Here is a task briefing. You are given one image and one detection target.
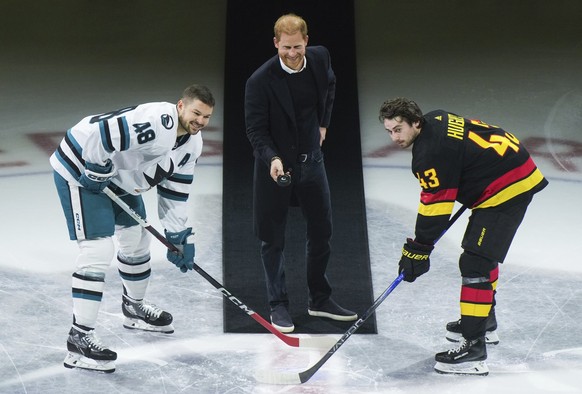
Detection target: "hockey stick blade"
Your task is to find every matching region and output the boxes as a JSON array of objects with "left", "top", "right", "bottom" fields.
[
  {"left": 253, "top": 205, "right": 468, "bottom": 384},
  {"left": 254, "top": 273, "right": 404, "bottom": 384},
  {"left": 103, "top": 187, "right": 334, "bottom": 349},
  {"left": 226, "top": 298, "right": 336, "bottom": 349}
]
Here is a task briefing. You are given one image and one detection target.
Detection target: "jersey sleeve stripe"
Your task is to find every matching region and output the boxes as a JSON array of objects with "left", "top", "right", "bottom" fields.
[
  {"left": 420, "top": 188, "right": 458, "bottom": 204},
  {"left": 157, "top": 185, "right": 189, "bottom": 202},
  {"left": 418, "top": 201, "right": 455, "bottom": 217},
  {"left": 99, "top": 120, "right": 115, "bottom": 153},
  {"left": 167, "top": 173, "right": 194, "bottom": 184},
  {"left": 117, "top": 117, "right": 130, "bottom": 151},
  {"left": 98, "top": 117, "right": 130, "bottom": 153}
]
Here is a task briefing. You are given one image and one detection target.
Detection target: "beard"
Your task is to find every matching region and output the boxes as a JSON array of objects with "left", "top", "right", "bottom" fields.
[{"left": 179, "top": 117, "right": 201, "bottom": 135}]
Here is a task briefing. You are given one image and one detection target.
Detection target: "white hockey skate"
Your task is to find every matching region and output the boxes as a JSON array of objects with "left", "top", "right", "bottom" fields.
[
  {"left": 63, "top": 327, "right": 117, "bottom": 373},
  {"left": 122, "top": 295, "right": 174, "bottom": 333}
]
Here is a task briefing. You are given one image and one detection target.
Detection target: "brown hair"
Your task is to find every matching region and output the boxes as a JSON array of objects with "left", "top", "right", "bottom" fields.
[
  {"left": 274, "top": 13, "right": 308, "bottom": 41},
  {"left": 379, "top": 97, "right": 423, "bottom": 126},
  {"left": 182, "top": 84, "right": 215, "bottom": 107}
]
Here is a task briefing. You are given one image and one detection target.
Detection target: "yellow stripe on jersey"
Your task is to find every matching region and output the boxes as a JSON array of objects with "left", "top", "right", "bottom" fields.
[
  {"left": 475, "top": 168, "right": 545, "bottom": 209},
  {"left": 460, "top": 302, "right": 492, "bottom": 318},
  {"left": 418, "top": 201, "right": 455, "bottom": 217}
]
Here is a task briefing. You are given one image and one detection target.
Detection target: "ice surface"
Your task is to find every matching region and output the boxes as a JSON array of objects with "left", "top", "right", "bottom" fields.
[{"left": 1, "top": 1, "right": 582, "bottom": 393}]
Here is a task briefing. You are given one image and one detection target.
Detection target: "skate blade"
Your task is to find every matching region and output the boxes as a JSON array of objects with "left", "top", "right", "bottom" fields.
[
  {"left": 123, "top": 317, "right": 175, "bottom": 333},
  {"left": 434, "top": 361, "right": 489, "bottom": 376},
  {"left": 63, "top": 352, "right": 115, "bottom": 373},
  {"left": 484, "top": 331, "right": 500, "bottom": 345},
  {"left": 445, "top": 331, "right": 500, "bottom": 345},
  {"left": 445, "top": 331, "right": 463, "bottom": 343}
]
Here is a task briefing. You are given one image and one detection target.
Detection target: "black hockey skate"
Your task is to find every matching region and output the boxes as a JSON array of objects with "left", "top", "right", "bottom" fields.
[
  {"left": 445, "top": 315, "right": 499, "bottom": 345},
  {"left": 63, "top": 327, "right": 117, "bottom": 373},
  {"left": 122, "top": 295, "right": 174, "bottom": 333},
  {"left": 434, "top": 336, "right": 488, "bottom": 376}
]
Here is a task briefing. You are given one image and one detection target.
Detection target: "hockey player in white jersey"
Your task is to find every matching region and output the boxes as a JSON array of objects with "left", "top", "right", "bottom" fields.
[{"left": 50, "top": 84, "right": 215, "bottom": 373}]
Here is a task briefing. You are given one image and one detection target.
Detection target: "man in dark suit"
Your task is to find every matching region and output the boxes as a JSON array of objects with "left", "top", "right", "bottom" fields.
[{"left": 245, "top": 13, "right": 357, "bottom": 333}]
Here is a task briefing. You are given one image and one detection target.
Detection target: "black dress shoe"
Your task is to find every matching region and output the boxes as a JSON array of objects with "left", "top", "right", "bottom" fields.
[
  {"left": 270, "top": 304, "right": 294, "bottom": 333},
  {"left": 308, "top": 298, "right": 357, "bottom": 321}
]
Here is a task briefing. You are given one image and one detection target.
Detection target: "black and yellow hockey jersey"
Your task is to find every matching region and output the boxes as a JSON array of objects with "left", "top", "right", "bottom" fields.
[{"left": 411, "top": 110, "right": 548, "bottom": 245}]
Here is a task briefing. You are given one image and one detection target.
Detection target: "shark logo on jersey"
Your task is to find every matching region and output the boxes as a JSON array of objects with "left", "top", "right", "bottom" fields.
[
  {"left": 144, "top": 161, "right": 175, "bottom": 187},
  {"left": 161, "top": 114, "right": 174, "bottom": 130}
]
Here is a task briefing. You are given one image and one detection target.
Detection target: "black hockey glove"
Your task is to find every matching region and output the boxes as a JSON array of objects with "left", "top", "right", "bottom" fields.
[{"left": 398, "top": 238, "right": 434, "bottom": 283}]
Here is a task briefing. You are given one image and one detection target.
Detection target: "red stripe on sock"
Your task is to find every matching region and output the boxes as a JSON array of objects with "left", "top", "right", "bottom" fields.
[{"left": 461, "top": 286, "right": 493, "bottom": 303}]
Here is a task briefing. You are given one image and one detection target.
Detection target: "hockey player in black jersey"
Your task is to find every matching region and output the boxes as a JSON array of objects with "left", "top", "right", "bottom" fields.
[{"left": 379, "top": 97, "right": 548, "bottom": 375}]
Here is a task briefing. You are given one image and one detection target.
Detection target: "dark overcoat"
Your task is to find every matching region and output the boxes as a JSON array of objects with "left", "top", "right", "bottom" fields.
[{"left": 245, "top": 45, "right": 336, "bottom": 243}]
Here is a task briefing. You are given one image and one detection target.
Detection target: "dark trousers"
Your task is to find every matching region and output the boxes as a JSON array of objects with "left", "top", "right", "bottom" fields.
[{"left": 261, "top": 150, "right": 333, "bottom": 309}]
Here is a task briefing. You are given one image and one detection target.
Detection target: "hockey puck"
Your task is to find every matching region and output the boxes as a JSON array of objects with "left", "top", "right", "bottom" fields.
[{"left": 277, "top": 174, "right": 291, "bottom": 187}]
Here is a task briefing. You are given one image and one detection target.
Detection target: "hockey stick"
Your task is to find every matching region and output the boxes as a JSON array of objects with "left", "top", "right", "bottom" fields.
[
  {"left": 254, "top": 205, "right": 468, "bottom": 384},
  {"left": 103, "top": 187, "right": 335, "bottom": 349}
]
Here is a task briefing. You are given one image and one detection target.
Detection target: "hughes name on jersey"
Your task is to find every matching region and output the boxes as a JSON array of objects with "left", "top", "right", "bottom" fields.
[
  {"left": 50, "top": 102, "right": 202, "bottom": 232},
  {"left": 411, "top": 110, "right": 548, "bottom": 245}
]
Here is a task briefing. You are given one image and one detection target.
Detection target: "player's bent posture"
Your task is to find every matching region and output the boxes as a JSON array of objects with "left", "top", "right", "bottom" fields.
[
  {"left": 50, "top": 84, "right": 215, "bottom": 373},
  {"left": 379, "top": 97, "right": 548, "bottom": 376}
]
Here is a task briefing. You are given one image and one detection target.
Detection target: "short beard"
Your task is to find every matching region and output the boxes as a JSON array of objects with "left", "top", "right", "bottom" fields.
[{"left": 178, "top": 116, "right": 190, "bottom": 134}]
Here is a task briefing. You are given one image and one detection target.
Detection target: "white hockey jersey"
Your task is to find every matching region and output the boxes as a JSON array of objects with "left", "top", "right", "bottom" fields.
[{"left": 50, "top": 102, "right": 203, "bottom": 232}]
